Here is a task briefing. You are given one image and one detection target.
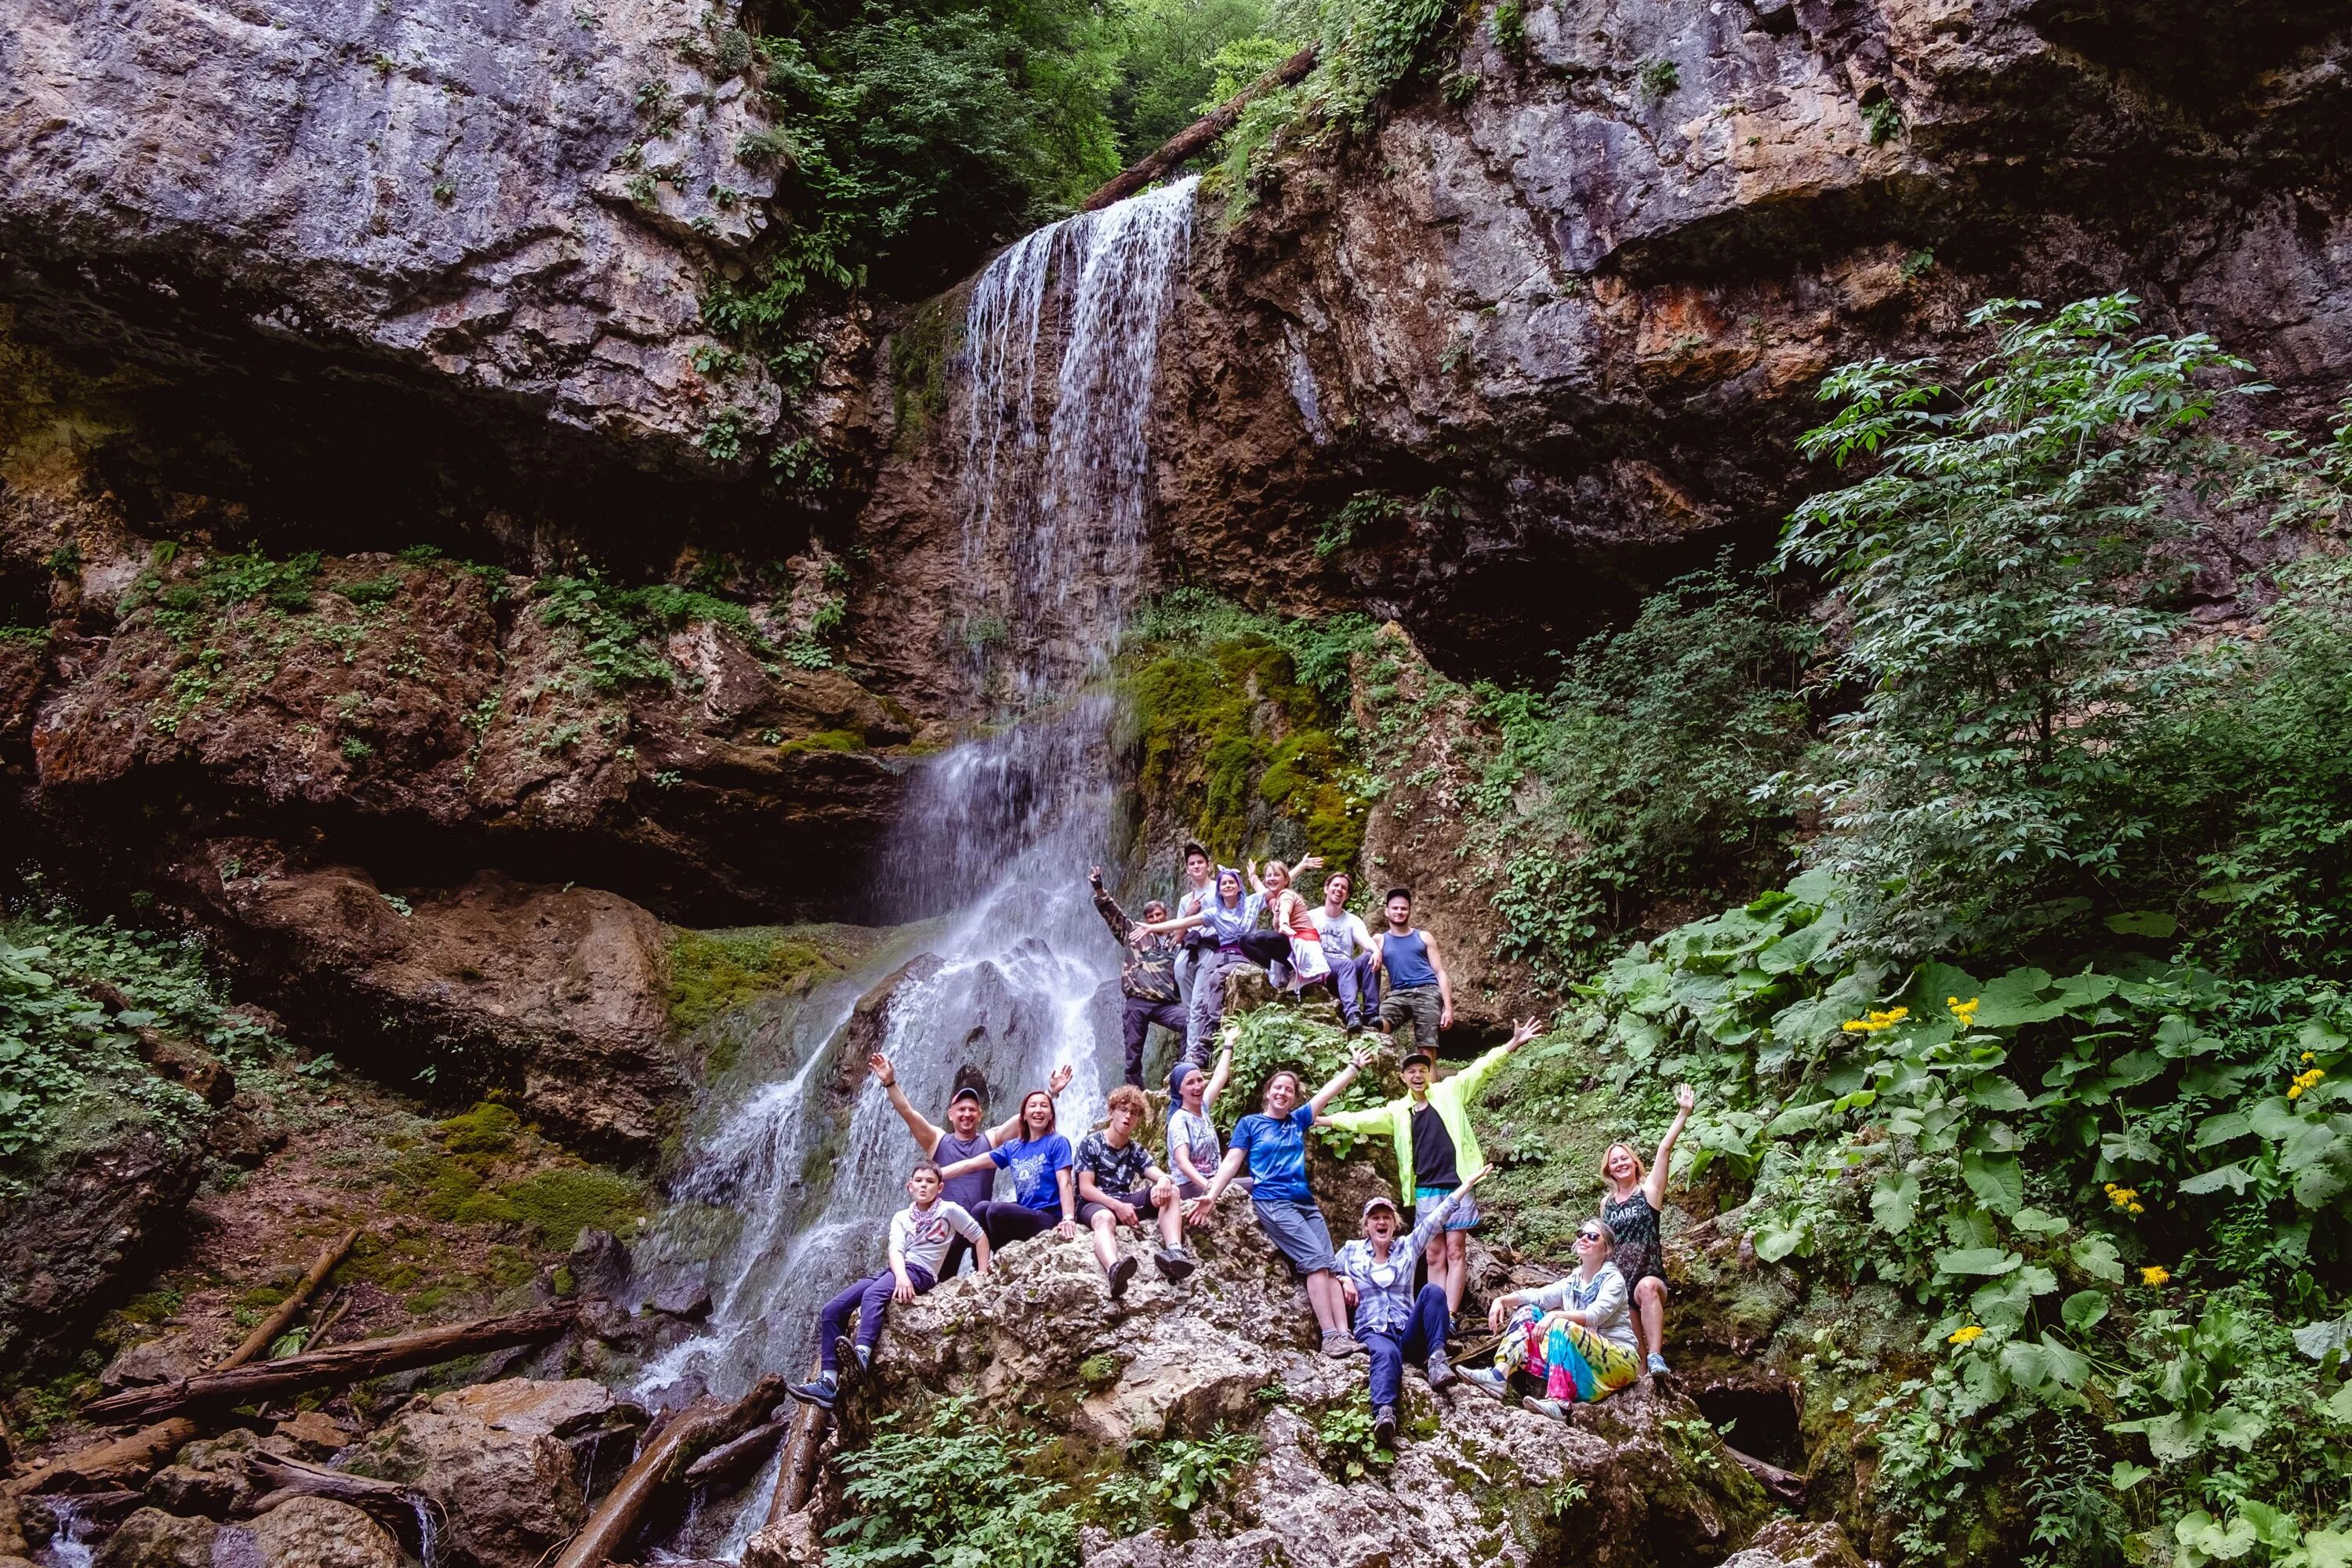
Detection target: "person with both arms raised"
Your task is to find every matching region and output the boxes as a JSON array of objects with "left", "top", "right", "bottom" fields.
[
  {"left": 867, "top": 1052, "right": 1073, "bottom": 1276},
  {"left": 1089, "top": 866, "right": 1192, "bottom": 1087},
  {"left": 1336, "top": 1166, "right": 1490, "bottom": 1451},
  {"left": 788, "top": 1159, "right": 988, "bottom": 1411},
  {"left": 1321, "top": 1016, "right": 1544, "bottom": 1325}
]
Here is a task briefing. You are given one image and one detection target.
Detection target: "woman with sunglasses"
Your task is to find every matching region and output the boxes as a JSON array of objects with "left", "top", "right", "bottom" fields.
[{"left": 1465, "top": 1217, "right": 1641, "bottom": 1415}]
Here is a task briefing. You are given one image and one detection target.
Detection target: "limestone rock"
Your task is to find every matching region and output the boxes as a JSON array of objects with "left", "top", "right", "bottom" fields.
[
  {"left": 249, "top": 1497, "right": 403, "bottom": 1568},
  {"left": 1723, "top": 1519, "right": 1864, "bottom": 1568},
  {"left": 347, "top": 1379, "right": 621, "bottom": 1568},
  {"left": 91, "top": 1510, "right": 218, "bottom": 1568},
  {"left": 742, "top": 1513, "right": 821, "bottom": 1568},
  {"left": 147, "top": 1428, "right": 268, "bottom": 1519},
  {"left": 270, "top": 1411, "right": 358, "bottom": 1461},
  {"left": 103, "top": 1328, "right": 219, "bottom": 1392}
]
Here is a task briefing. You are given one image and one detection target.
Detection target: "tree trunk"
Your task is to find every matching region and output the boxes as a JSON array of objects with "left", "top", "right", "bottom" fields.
[
  {"left": 223, "top": 1229, "right": 360, "bottom": 1370},
  {"left": 764, "top": 1359, "right": 829, "bottom": 1526},
  {"left": 1080, "top": 44, "right": 1319, "bottom": 212},
  {"left": 82, "top": 1306, "right": 579, "bottom": 1423},
  {"left": 555, "top": 1377, "right": 785, "bottom": 1568}
]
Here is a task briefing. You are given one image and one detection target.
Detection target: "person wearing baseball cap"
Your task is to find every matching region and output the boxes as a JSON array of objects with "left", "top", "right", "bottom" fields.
[
  {"left": 1319, "top": 1018, "right": 1545, "bottom": 1328},
  {"left": 1334, "top": 1167, "right": 1490, "bottom": 1450},
  {"left": 866, "top": 1051, "right": 1073, "bottom": 1276}
]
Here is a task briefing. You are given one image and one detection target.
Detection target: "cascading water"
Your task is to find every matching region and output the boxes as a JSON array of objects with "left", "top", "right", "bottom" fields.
[{"left": 632, "top": 177, "right": 1198, "bottom": 1555}]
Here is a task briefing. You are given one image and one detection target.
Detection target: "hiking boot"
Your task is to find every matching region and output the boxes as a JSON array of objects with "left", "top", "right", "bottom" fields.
[
  {"left": 1154, "top": 1247, "right": 1196, "bottom": 1283},
  {"left": 1425, "top": 1353, "right": 1457, "bottom": 1390},
  {"left": 786, "top": 1376, "right": 838, "bottom": 1410},
  {"left": 1460, "top": 1366, "right": 1509, "bottom": 1399},
  {"left": 1107, "top": 1254, "right": 1138, "bottom": 1300},
  {"left": 1371, "top": 1404, "right": 1398, "bottom": 1450},
  {"left": 1647, "top": 1352, "right": 1671, "bottom": 1377},
  {"left": 1320, "top": 1329, "right": 1356, "bottom": 1359},
  {"left": 1345, "top": 1021, "right": 1363, "bottom": 1037},
  {"left": 833, "top": 1336, "right": 864, "bottom": 1384},
  {"left": 1523, "top": 1396, "right": 1572, "bottom": 1422}
]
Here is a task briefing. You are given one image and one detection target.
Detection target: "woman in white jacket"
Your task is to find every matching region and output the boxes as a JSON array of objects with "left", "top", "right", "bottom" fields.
[{"left": 1465, "top": 1218, "right": 1642, "bottom": 1415}]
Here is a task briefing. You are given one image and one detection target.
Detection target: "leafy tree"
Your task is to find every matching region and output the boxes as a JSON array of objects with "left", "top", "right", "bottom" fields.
[{"left": 1109, "top": 0, "right": 1276, "bottom": 153}]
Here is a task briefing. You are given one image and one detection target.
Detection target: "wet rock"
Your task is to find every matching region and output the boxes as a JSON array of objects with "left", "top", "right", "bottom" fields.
[
  {"left": 650, "top": 1282, "right": 712, "bottom": 1320},
  {"left": 249, "top": 1498, "right": 402, "bottom": 1568},
  {"left": 1723, "top": 1519, "right": 1864, "bottom": 1568},
  {"left": 568, "top": 1230, "right": 633, "bottom": 1303},
  {"left": 147, "top": 1429, "right": 267, "bottom": 1519},
  {"left": 0, "top": 1493, "right": 29, "bottom": 1557},
  {"left": 103, "top": 1329, "right": 218, "bottom": 1392},
  {"left": 742, "top": 1512, "right": 821, "bottom": 1568},
  {"left": 347, "top": 1379, "right": 620, "bottom": 1568},
  {"left": 91, "top": 1510, "right": 219, "bottom": 1568}
]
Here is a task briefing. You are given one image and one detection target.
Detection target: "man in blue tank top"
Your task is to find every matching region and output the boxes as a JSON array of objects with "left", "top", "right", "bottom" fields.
[{"left": 1373, "top": 887, "right": 1453, "bottom": 1055}]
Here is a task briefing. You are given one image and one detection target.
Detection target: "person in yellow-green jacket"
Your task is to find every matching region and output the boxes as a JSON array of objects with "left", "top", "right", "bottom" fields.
[{"left": 1319, "top": 1016, "right": 1544, "bottom": 1325}]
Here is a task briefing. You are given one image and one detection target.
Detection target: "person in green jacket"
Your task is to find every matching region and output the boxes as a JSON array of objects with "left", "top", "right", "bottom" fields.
[{"left": 1319, "top": 1016, "right": 1544, "bottom": 1322}]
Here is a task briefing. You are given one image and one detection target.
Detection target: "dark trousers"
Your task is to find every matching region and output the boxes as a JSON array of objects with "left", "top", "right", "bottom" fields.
[
  {"left": 1121, "top": 996, "right": 1189, "bottom": 1087},
  {"left": 974, "top": 1201, "right": 1055, "bottom": 1250},
  {"left": 1324, "top": 954, "right": 1379, "bottom": 1026},
  {"left": 818, "top": 1262, "right": 936, "bottom": 1372},
  {"left": 940, "top": 1235, "right": 975, "bottom": 1278},
  {"left": 1359, "top": 1283, "right": 1452, "bottom": 1409}
]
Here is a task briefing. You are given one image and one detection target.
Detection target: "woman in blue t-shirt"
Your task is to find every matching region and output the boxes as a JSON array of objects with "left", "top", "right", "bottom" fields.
[
  {"left": 938, "top": 1089, "right": 1080, "bottom": 1250},
  {"left": 1192, "top": 1042, "right": 1376, "bottom": 1359}
]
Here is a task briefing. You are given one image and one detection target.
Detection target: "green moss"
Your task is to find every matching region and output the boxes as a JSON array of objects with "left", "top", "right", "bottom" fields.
[
  {"left": 437, "top": 1101, "right": 520, "bottom": 1154},
  {"left": 499, "top": 1167, "right": 650, "bottom": 1243},
  {"left": 1077, "top": 1354, "right": 1120, "bottom": 1388},
  {"left": 665, "top": 926, "right": 843, "bottom": 1033},
  {"left": 777, "top": 727, "right": 864, "bottom": 753},
  {"left": 889, "top": 299, "right": 959, "bottom": 444}
]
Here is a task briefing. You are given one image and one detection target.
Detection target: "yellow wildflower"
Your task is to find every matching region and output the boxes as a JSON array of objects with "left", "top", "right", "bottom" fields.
[
  {"left": 2107, "top": 1185, "right": 2139, "bottom": 1207},
  {"left": 2129, "top": 1203, "right": 2145, "bottom": 1215},
  {"left": 2140, "top": 1265, "right": 2169, "bottom": 1287},
  {"left": 2291, "top": 1084, "right": 2306, "bottom": 1100},
  {"left": 1948, "top": 1324, "right": 1984, "bottom": 1345},
  {"left": 1842, "top": 1006, "right": 1912, "bottom": 1035},
  {"left": 2303, "top": 1051, "right": 2318, "bottom": 1063},
  {"left": 1948, "top": 996, "right": 1981, "bottom": 1025}
]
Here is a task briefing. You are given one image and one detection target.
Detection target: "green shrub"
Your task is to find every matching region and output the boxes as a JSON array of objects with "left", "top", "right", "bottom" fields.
[
  {"left": 1093, "top": 1427, "right": 1260, "bottom": 1533},
  {"left": 827, "top": 1397, "right": 1080, "bottom": 1568}
]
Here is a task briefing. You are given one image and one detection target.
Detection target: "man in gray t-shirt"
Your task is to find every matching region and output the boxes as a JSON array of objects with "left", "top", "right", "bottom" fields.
[{"left": 869, "top": 1051, "right": 1073, "bottom": 1275}]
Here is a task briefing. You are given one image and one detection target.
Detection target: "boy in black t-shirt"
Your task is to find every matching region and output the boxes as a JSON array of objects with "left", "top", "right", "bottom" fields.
[{"left": 1075, "top": 1083, "right": 1196, "bottom": 1297}]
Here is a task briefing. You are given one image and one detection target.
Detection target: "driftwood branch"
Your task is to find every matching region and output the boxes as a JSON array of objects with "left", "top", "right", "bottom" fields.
[
  {"left": 556, "top": 1376, "right": 786, "bottom": 1568},
  {"left": 9, "top": 1229, "right": 365, "bottom": 1496},
  {"left": 681, "top": 1417, "right": 788, "bottom": 1488},
  {"left": 765, "top": 1356, "right": 829, "bottom": 1526},
  {"left": 85, "top": 1306, "right": 579, "bottom": 1423},
  {"left": 1722, "top": 1443, "right": 1806, "bottom": 1506},
  {"left": 1080, "top": 43, "right": 1319, "bottom": 211}
]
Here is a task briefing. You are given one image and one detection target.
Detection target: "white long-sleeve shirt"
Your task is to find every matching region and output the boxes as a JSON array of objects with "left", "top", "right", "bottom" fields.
[
  {"left": 888, "top": 1201, "right": 985, "bottom": 1277},
  {"left": 1523, "top": 1261, "right": 1637, "bottom": 1352}
]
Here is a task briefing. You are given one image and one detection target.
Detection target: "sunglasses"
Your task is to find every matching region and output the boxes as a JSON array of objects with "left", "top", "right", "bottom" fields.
[{"left": 1577, "top": 1229, "right": 1606, "bottom": 1243}]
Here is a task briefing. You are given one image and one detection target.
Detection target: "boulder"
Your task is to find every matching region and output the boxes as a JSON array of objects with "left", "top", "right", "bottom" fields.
[
  {"left": 347, "top": 1379, "right": 623, "bottom": 1568},
  {"left": 147, "top": 1428, "right": 267, "bottom": 1519},
  {"left": 249, "top": 1498, "right": 403, "bottom": 1568},
  {"left": 1722, "top": 1519, "right": 1864, "bottom": 1568},
  {"left": 103, "top": 1330, "right": 220, "bottom": 1392},
  {"left": 90, "top": 1510, "right": 218, "bottom": 1568},
  {"left": 270, "top": 1412, "right": 357, "bottom": 1461}
]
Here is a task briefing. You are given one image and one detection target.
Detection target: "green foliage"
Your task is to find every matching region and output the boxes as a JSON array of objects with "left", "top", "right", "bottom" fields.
[
  {"left": 1637, "top": 56, "right": 1679, "bottom": 103},
  {"left": 1314, "top": 489, "right": 1406, "bottom": 557},
  {"left": 827, "top": 1397, "right": 1080, "bottom": 1568},
  {"left": 1093, "top": 1428, "right": 1260, "bottom": 1533},
  {"left": 1198, "top": 33, "right": 1294, "bottom": 104},
  {"left": 532, "top": 572, "right": 769, "bottom": 693},
  {"left": 1125, "top": 592, "right": 1379, "bottom": 868},
  {"left": 1488, "top": 0, "right": 1523, "bottom": 58},
  {"left": 1461, "top": 561, "right": 1814, "bottom": 981},
  {"left": 1111, "top": 0, "right": 1275, "bottom": 153},
  {"left": 1314, "top": 0, "right": 1457, "bottom": 118},
  {"left": 1312, "top": 1394, "right": 1395, "bottom": 1478},
  {"left": 0, "top": 906, "right": 279, "bottom": 1180},
  {"left": 1862, "top": 95, "right": 1904, "bottom": 144},
  {"left": 664, "top": 927, "right": 844, "bottom": 1033}
]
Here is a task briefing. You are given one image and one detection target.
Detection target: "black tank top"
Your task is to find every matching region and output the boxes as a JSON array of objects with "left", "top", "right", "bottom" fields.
[{"left": 1603, "top": 1188, "right": 1664, "bottom": 1283}]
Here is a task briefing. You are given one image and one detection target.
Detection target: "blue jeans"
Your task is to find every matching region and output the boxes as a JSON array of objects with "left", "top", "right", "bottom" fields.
[
  {"left": 1331, "top": 954, "right": 1380, "bottom": 1027},
  {"left": 818, "top": 1262, "right": 935, "bottom": 1372},
  {"left": 1359, "top": 1283, "right": 1451, "bottom": 1409}
]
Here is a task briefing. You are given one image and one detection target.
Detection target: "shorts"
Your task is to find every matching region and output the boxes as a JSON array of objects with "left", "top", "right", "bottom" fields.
[
  {"left": 1381, "top": 985, "right": 1441, "bottom": 1051},
  {"left": 1414, "top": 1185, "right": 1482, "bottom": 1232},
  {"left": 1080, "top": 1185, "right": 1167, "bottom": 1225},
  {"left": 1251, "top": 1196, "right": 1336, "bottom": 1276}
]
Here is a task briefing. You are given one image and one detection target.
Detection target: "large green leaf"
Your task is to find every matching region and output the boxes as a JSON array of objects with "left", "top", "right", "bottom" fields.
[
  {"left": 1871, "top": 1171, "right": 1919, "bottom": 1233},
  {"left": 1935, "top": 1247, "right": 2022, "bottom": 1276},
  {"left": 2180, "top": 1163, "right": 2254, "bottom": 1196},
  {"left": 1970, "top": 968, "right": 2063, "bottom": 1029},
  {"left": 1961, "top": 1151, "right": 2024, "bottom": 1215},
  {"left": 2062, "top": 1290, "right": 2110, "bottom": 1331},
  {"left": 2194, "top": 1110, "right": 2253, "bottom": 1149},
  {"left": 2073, "top": 1234, "right": 2125, "bottom": 1282}
]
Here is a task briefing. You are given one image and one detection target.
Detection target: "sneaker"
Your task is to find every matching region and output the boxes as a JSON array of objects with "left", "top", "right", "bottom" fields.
[
  {"left": 1646, "top": 1352, "right": 1671, "bottom": 1377},
  {"left": 786, "top": 1376, "right": 838, "bottom": 1410},
  {"left": 1523, "top": 1396, "right": 1571, "bottom": 1422},
  {"left": 833, "top": 1336, "right": 864, "bottom": 1384},
  {"left": 1425, "top": 1354, "right": 1457, "bottom": 1390},
  {"left": 1321, "top": 1330, "right": 1356, "bottom": 1359},
  {"left": 1107, "top": 1254, "right": 1138, "bottom": 1300},
  {"left": 1154, "top": 1247, "right": 1196, "bottom": 1283},
  {"left": 1461, "top": 1366, "right": 1509, "bottom": 1399},
  {"left": 1372, "top": 1404, "right": 1398, "bottom": 1450},
  {"left": 1345, "top": 1022, "right": 1363, "bottom": 1037}
]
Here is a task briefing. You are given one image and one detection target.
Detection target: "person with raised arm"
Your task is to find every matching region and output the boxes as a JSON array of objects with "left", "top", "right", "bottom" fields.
[
  {"left": 1319, "top": 1018, "right": 1544, "bottom": 1324},
  {"left": 1335, "top": 1167, "right": 1490, "bottom": 1450},
  {"left": 866, "top": 1052, "right": 1073, "bottom": 1276},
  {"left": 1247, "top": 857, "right": 1330, "bottom": 996},
  {"left": 1600, "top": 1083, "right": 1697, "bottom": 1374},
  {"left": 1372, "top": 887, "right": 1453, "bottom": 1056},
  {"left": 1306, "top": 871, "right": 1381, "bottom": 1036},
  {"left": 1170, "top": 840, "right": 1218, "bottom": 1054},
  {"left": 934, "top": 1086, "right": 1081, "bottom": 1252},
  {"left": 1135, "top": 866, "right": 1274, "bottom": 1050},
  {"left": 1089, "top": 866, "right": 1190, "bottom": 1087},
  {"left": 1074, "top": 1083, "right": 1197, "bottom": 1297},
  {"left": 786, "top": 1160, "right": 988, "bottom": 1410},
  {"left": 1189, "top": 1042, "right": 1378, "bottom": 1359},
  {"left": 1165, "top": 1034, "right": 1240, "bottom": 1216},
  {"left": 1466, "top": 1215, "right": 1641, "bottom": 1415}
]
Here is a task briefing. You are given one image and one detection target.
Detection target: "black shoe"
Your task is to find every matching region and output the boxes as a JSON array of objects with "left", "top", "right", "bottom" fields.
[
  {"left": 833, "top": 1335, "right": 863, "bottom": 1383},
  {"left": 1345, "top": 1022, "right": 1363, "bottom": 1037},
  {"left": 1108, "top": 1254, "right": 1138, "bottom": 1299},
  {"left": 1372, "top": 1404, "right": 1397, "bottom": 1450},
  {"left": 786, "top": 1377, "right": 838, "bottom": 1410},
  {"left": 1154, "top": 1247, "right": 1196, "bottom": 1283}
]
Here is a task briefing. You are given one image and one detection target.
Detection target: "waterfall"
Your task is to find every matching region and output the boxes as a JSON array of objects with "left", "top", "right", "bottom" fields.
[{"left": 633, "top": 179, "right": 1197, "bottom": 1554}]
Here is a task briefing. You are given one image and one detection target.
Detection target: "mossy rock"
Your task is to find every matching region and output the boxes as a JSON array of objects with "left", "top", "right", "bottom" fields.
[
  {"left": 665, "top": 926, "right": 844, "bottom": 1035},
  {"left": 777, "top": 727, "right": 865, "bottom": 754}
]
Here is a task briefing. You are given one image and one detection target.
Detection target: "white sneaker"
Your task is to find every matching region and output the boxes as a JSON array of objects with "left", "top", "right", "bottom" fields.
[
  {"left": 1523, "top": 1396, "right": 1572, "bottom": 1421},
  {"left": 1646, "top": 1352, "right": 1670, "bottom": 1376},
  {"left": 1461, "top": 1366, "right": 1509, "bottom": 1399}
]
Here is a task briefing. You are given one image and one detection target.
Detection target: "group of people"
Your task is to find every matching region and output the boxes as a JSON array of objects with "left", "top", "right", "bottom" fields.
[{"left": 785, "top": 855, "right": 1700, "bottom": 1455}]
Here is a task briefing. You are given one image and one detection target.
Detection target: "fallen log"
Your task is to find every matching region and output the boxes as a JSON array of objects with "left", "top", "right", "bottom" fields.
[
  {"left": 9, "top": 1229, "right": 365, "bottom": 1496},
  {"left": 681, "top": 1417, "right": 789, "bottom": 1488},
  {"left": 556, "top": 1377, "right": 786, "bottom": 1568},
  {"left": 765, "top": 1358, "right": 828, "bottom": 1526},
  {"left": 245, "top": 1450, "right": 443, "bottom": 1541},
  {"left": 1722, "top": 1443, "right": 1806, "bottom": 1507},
  {"left": 84, "top": 1306, "right": 579, "bottom": 1424},
  {"left": 223, "top": 1229, "right": 361, "bottom": 1370},
  {"left": 1079, "top": 42, "right": 1318, "bottom": 211}
]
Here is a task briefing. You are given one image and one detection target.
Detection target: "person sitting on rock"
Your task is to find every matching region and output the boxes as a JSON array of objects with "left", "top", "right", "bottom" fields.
[
  {"left": 788, "top": 1160, "right": 988, "bottom": 1410},
  {"left": 868, "top": 1053, "right": 1074, "bottom": 1276},
  {"left": 1136, "top": 866, "right": 1274, "bottom": 1047},
  {"left": 1076, "top": 1083, "right": 1196, "bottom": 1296},
  {"left": 1167, "top": 1035, "right": 1243, "bottom": 1215},
  {"left": 1246, "top": 856, "right": 1330, "bottom": 995},
  {"left": 1465, "top": 1216, "right": 1640, "bottom": 1417},
  {"left": 1319, "top": 1018, "right": 1544, "bottom": 1326},
  {"left": 1189, "top": 1044, "right": 1377, "bottom": 1359},
  {"left": 1306, "top": 871, "right": 1381, "bottom": 1035},
  {"left": 1373, "top": 888, "right": 1453, "bottom": 1057},
  {"left": 1090, "top": 866, "right": 1191, "bottom": 1087},
  {"left": 1602, "top": 1082, "right": 1697, "bottom": 1375},
  {"left": 937, "top": 1087, "right": 1080, "bottom": 1252},
  {"left": 1336, "top": 1167, "right": 1490, "bottom": 1451}
]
